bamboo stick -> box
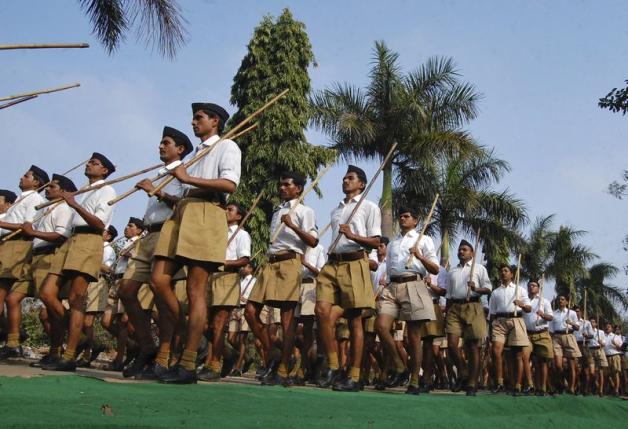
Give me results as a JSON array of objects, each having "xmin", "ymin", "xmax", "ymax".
[
  {"xmin": 465, "ymin": 228, "xmax": 481, "ymax": 302},
  {"xmin": 583, "ymin": 288, "xmax": 588, "ymax": 321},
  {"xmin": 0, "ymin": 43, "xmax": 89, "ymax": 50},
  {"xmin": 269, "ymin": 163, "xmax": 333, "ymax": 244},
  {"xmin": 405, "ymin": 193, "xmax": 440, "ymax": 269},
  {"xmin": 328, "ymin": 143, "xmax": 398, "ymax": 255},
  {"xmin": 0, "ymin": 95, "xmax": 37, "ymax": 110},
  {"xmin": 227, "ymin": 191, "xmax": 264, "ymax": 246},
  {"xmin": 36, "ymin": 163, "xmax": 163, "ymax": 210},
  {"xmin": 149, "ymin": 89, "xmax": 289, "ymax": 197},
  {"xmin": 0, "ymin": 83, "xmax": 80, "ymax": 102},
  {"xmin": 514, "ymin": 253, "xmax": 522, "ymax": 310}
]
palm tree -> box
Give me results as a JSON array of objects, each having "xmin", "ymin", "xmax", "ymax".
[
  {"xmin": 577, "ymin": 263, "xmax": 627, "ymax": 324},
  {"xmin": 310, "ymin": 41, "xmax": 481, "ymax": 237},
  {"xmin": 520, "ymin": 215, "xmax": 556, "ymax": 280},
  {"xmin": 79, "ymin": 0, "xmax": 186, "ymax": 58},
  {"xmin": 394, "ymin": 147, "xmax": 527, "ymax": 267}
]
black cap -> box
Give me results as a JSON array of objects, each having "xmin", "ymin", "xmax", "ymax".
[
  {"xmin": 191, "ymin": 102, "xmax": 230, "ymax": 124},
  {"xmin": 106, "ymin": 225, "xmax": 118, "ymax": 240},
  {"xmin": 29, "ymin": 165, "xmax": 49, "ymax": 185},
  {"xmin": 91, "ymin": 152, "xmax": 116, "ymax": 175},
  {"xmin": 281, "ymin": 171, "xmax": 306, "ymax": 188},
  {"xmin": 52, "ymin": 174, "xmax": 78, "ymax": 193},
  {"xmin": 347, "ymin": 165, "xmax": 367, "ymax": 184},
  {"xmin": 163, "ymin": 126, "xmax": 193, "ymax": 157},
  {"xmin": 128, "ymin": 217, "xmax": 145, "ymax": 230},
  {"xmin": 0, "ymin": 189, "xmax": 17, "ymax": 203},
  {"xmin": 459, "ymin": 239, "xmax": 474, "ymax": 251}
]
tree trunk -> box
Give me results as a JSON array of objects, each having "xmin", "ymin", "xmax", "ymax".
[
  {"xmin": 380, "ymin": 160, "xmax": 394, "ymax": 239},
  {"xmin": 440, "ymin": 228, "xmax": 450, "ymax": 268}
]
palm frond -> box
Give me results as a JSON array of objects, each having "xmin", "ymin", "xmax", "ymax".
[
  {"xmin": 128, "ymin": 0, "xmax": 187, "ymax": 60},
  {"xmin": 79, "ymin": 0, "xmax": 127, "ymax": 54}
]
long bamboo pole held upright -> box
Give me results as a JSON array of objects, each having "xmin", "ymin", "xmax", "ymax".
[
  {"xmin": 405, "ymin": 193, "xmax": 439, "ymax": 268},
  {"xmin": 465, "ymin": 228, "xmax": 481, "ymax": 302}
]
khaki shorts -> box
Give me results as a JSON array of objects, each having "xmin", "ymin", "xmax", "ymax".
[
  {"xmin": 419, "ymin": 303, "xmax": 446, "ymax": 338},
  {"xmin": 260, "ymin": 305, "xmax": 281, "ymax": 325},
  {"xmin": 248, "ymin": 257, "xmax": 302, "ymax": 305},
  {"xmin": 296, "ymin": 278, "xmax": 316, "ymax": 318},
  {"xmin": 30, "ymin": 252, "xmax": 54, "ymax": 296},
  {"xmin": 552, "ymin": 333, "xmax": 582, "ymax": 358},
  {"xmin": 433, "ymin": 336, "xmax": 447, "ymax": 348},
  {"xmin": 154, "ymin": 198, "xmax": 226, "ymax": 265},
  {"xmin": 607, "ymin": 354, "xmax": 622, "ymax": 373},
  {"xmin": 378, "ymin": 279, "xmax": 435, "ymax": 322},
  {"xmin": 316, "ymin": 256, "xmax": 375, "ymax": 310},
  {"xmin": 63, "ymin": 232, "xmax": 104, "ymax": 282},
  {"xmin": 48, "ymin": 240, "xmax": 70, "ymax": 276},
  {"xmin": 623, "ymin": 355, "xmax": 628, "ymax": 371},
  {"xmin": 577, "ymin": 342, "xmax": 591, "ymax": 360},
  {"xmin": 446, "ymin": 302, "xmax": 487, "ymax": 340},
  {"xmin": 587, "ymin": 348, "xmax": 608, "ymax": 369},
  {"xmin": 228, "ymin": 307, "xmax": 250, "ymax": 332},
  {"xmin": 336, "ymin": 317, "xmax": 350, "ymax": 340},
  {"xmin": 363, "ymin": 315, "xmax": 376, "ymax": 334},
  {"xmin": 207, "ymin": 271, "xmax": 240, "ymax": 307},
  {"xmin": 526, "ymin": 330, "xmax": 554, "ymax": 359},
  {"xmin": 492, "ymin": 317, "xmax": 529, "ymax": 347},
  {"xmin": 123, "ymin": 231, "xmax": 158, "ymax": 284},
  {"xmin": 0, "ymin": 239, "xmax": 32, "ymax": 281},
  {"xmin": 393, "ymin": 321, "xmax": 406, "ymax": 342},
  {"xmin": 138, "ymin": 283, "xmax": 155, "ymax": 310},
  {"xmin": 86, "ymin": 277, "xmax": 110, "ymax": 313}
]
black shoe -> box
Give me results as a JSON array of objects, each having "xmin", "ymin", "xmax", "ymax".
[
  {"xmin": 491, "ymin": 384, "xmax": 505, "ymax": 394},
  {"xmin": 122, "ymin": 350, "xmax": 157, "ymax": 378},
  {"xmin": 386, "ymin": 371, "xmax": 408, "ymax": 388},
  {"xmin": 466, "ymin": 386, "xmax": 477, "ymax": 396},
  {"xmin": 405, "ymin": 384, "xmax": 420, "ymax": 395},
  {"xmin": 332, "ymin": 378, "xmax": 361, "ymax": 392},
  {"xmin": 75, "ymin": 358, "xmax": 91, "ymax": 368},
  {"xmin": 103, "ymin": 361, "xmax": 124, "ymax": 372},
  {"xmin": 42, "ymin": 357, "xmax": 76, "ymax": 372},
  {"xmin": 30, "ymin": 354, "xmax": 57, "ymax": 368},
  {"xmin": 317, "ymin": 368, "xmax": 343, "ymax": 389},
  {"xmin": 136, "ymin": 362, "xmax": 170, "ymax": 380},
  {"xmin": 418, "ymin": 383, "xmax": 432, "ymax": 394},
  {"xmin": 374, "ymin": 379, "xmax": 387, "ymax": 391},
  {"xmin": 535, "ymin": 390, "xmax": 548, "ymax": 397},
  {"xmin": 451, "ymin": 377, "xmax": 468, "ymax": 393},
  {"xmin": 158, "ymin": 364, "xmax": 197, "ymax": 384},
  {"xmin": 261, "ymin": 371, "xmax": 289, "ymax": 386},
  {"xmin": 290, "ymin": 376, "xmax": 306, "ymax": 386},
  {"xmin": 513, "ymin": 388, "xmax": 521, "ymax": 397},
  {"xmin": 88, "ymin": 345, "xmax": 107, "ymax": 364},
  {"xmin": 0, "ymin": 345, "xmax": 23, "ymax": 360},
  {"xmin": 229, "ymin": 368, "xmax": 243, "ymax": 377},
  {"xmin": 521, "ymin": 386, "xmax": 534, "ymax": 396},
  {"xmin": 198, "ymin": 367, "xmax": 221, "ymax": 382},
  {"xmin": 255, "ymin": 359, "xmax": 278, "ymax": 381}
]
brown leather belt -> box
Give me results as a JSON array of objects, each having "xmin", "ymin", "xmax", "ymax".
[
  {"xmin": 32, "ymin": 244, "xmax": 61, "ymax": 256},
  {"xmin": 223, "ymin": 266, "xmax": 240, "ymax": 273},
  {"xmin": 528, "ymin": 328, "xmax": 548, "ymax": 335},
  {"xmin": 589, "ymin": 346, "xmax": 601, "ymax": 350},
  {"xmin": 390, "ymin": 274, "xmax": 418, "ymax": 284},
  {"xmin": 268, "ymin": 251, "xmax": 297, "ymax": 263},
  {"xmin": 302, "ymin": 278, "xmax": 315, "ymax": 284},
  {"xmin": 449, "ymin": 297, "xmax": 480, "ymax": 304},
  {"xmin": 145, "ymin": 222, "xmax": 164, "ymax": 233},
  {"xmin": 553, "ymin": 330, "xmax": 569, "ymax": 335},
  {"xmin": 184, "ymin": 190, "xmax": 224, "ymax": 205},
  {"xmin": 73, "ymin": 225, "xmax": 102, "ymax": 235},
  {"xmin": 328, "ymin": 250, "xmax": 365, "ymax": 263},
  {"xmin": 495, "ymin": 311, "xmax": 522, "ymax": 318}
]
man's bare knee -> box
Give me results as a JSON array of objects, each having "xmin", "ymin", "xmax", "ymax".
[{"xmin": 68, "ymin": 294, "xmax": 87, "ymax": 311}]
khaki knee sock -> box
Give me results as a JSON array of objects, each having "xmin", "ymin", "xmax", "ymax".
[
  {"xmin": 327, "ymin": 352, "xmax": 339, "ymax": 371},
  {"xmin": 6, "ymin": 333, "xmax": 19, "ymax": 348},
  {"xmin": 155, "ymin": 351, "xmax": 170, "ymax": 368},
  {"xmin": 180, "ymin": 350, "xmax": 197, "ymax": 371}
]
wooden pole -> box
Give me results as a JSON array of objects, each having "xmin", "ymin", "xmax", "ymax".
[
  {"xmin": 0, "ymin": 43, "xmax": 89, "ymax": 50},
  {"xmin": 328, "ymin": 143, "xmax": 398, "ymax": 255},
  {"xmin": 0, "ymin": 95, "xmax": 37, "ymax": 110},
  {"xmin": 226, "ymin": 191, "xmax": 264, "ymax": 246},
  {"xmin": 465, "ymin": 228, "xmax": 481, "ymax": 301},
  {"xmin": 149, "ymin": 89, "xmax": 289, "ymax": 197},
  {"xmin": 269, "ymin": 163, "xmax": 333, "ymax": 244},
  {"xmin": 405, "ymin": 193, "xmax": 440, "ymax": 268},
  {"xmin": 514, "ymin": 253, "xmax": 522, "ymax": 309},
  {"xmin": 36, "ymin": 163, "xmax": 163, "ymax": 210},
  {"xmin": 0, "ymin": 83, "xmax": 80, "ymax": 102},
  {"xmin": 583, "ymin": 288, "xmax": 588, "ymax": 321}
]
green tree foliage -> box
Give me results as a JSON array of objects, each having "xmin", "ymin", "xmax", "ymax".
[
  {"xmin": 599, "ymin": 80, "xmax": 628, "ymax": 115},
  {"xmin": 229, "ymin": 9, "xmax": 335, "ymax": 257},
  {"xmin": 576, "ymin": 263, "xmax": 627, "ymax": 325}
]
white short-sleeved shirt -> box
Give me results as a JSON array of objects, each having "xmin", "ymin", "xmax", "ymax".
[
  {"xmin": 588, "ymin": 328, "xmax": 606, "ymax": 348},
  {"xmin": 102, "ymin": 242, "xmax": 116, "ymax": 269},
  {"xmin": 226, "ymin": 225, "xmax": 251, "ymax": 260},
  {"xmin": 329, "ymin": 194, "xmax": 381, "ymax": 254},
  {"xmin": 184, "ymin": 135, "xmax": 241, "ymax": 201},
  {"xmin": 489, "ymin": 282, "xmax": 530, "ymax": 315},
  {"xmin": 550, "ymin": 308, "xmax": 579, "ymax": 333},
  {"xmin": 71, "ymin": 180, "xmax": 116, "ymax": 229},
  {"xmin": 268, "ymin": 199, "xmax": 317, "ymax": 255},
  {"xmin": 573, "ymin": 318, "xmax": 592, "ymax": 342},
  {"xmin": 386, "ymin": 231, "xmax": 437, "ymax": 277},
  {"xmin": 370, "ymin": 255, "xmax": 387, "ymax": 295},
  {"xmin": 446, "ymin": 260, "xmax": 493, "ymax": 300},
  {"xmin": 0, "ymin": 190, "xmax": 46, "ymax": 235},
  {"xmin": 302, "ymin": 244, "xmax": 326, "ymax": 279},
  {"xmin": 32, "ymin": 203, "xmax": 73, "ymax": 249},
  {"xmin": 240, "ymin": 274, "xmax": 256, "ymax": 305},
  {"xmin": 523, "ymin": 295, "xmax": 552, "ymax": 331},
  {"xmin": 604, "ymin": 332, "xmax": 623, "ymax": 356},
  {"xmin": 143, "ymin": 162, "xmax": 184, "ymax": 226},
  {"xmin": 114, "ymin": 235, "xmax": 140, "ymax": 275}
]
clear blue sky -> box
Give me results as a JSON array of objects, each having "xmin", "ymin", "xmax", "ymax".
[{"xmin": 2, "ymin": 1, "xmax": 627, "ymax": 296}]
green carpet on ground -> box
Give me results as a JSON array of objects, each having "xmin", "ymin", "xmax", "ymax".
[{"xmin": 0, "ymin": 375, "xmax": 626, "ymax": 428}]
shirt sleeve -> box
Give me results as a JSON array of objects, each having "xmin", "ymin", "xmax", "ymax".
[
  {"xmin": 299, "ymin": 206, "xmax": 318, "ymax": 239},
  {"xmin": 437, "ymin": 267, "xmax": 448, "ymax": 290},
  {"xmin": 51, "ymin": 206, "xmax": 72, "ymax": 237},
  {"xmin": 236, "ymin": 231, "xmax": 252, "ymax": 258},
  {"xmin": 477, "ymin": 265, "xmax": 493, "ymax": 292},
  {"xmin": 519, "ymin": 286, "xmax": 531, "ymax": 306},
  {"xmin": 102, "ymin": 246, "xmax": 116, "ymax": 268},
  {"xmin": 218, "ymin": 141, "xmax": 241, "ymax": 186},
  {"xmin": 316, "ymin": 248, "xmax": 327, "ymax": 269},
  {"xmin": 365, "ymin": 202, "xmax": 382, "ymax": 238},
  {"xmin": 410, "ymin": 235, "xmax": 437, "ymax": 274},
  {"xmin": 92, "ymin": 187, "xmax": 116, "ymax": 224}
]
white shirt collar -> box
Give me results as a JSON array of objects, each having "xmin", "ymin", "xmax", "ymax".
[
  {"xmin": 19, "ymin": 190, "xmax": 36, "ymax": 197},
  {"xmin": 198, "ymin": 134, "xmax": 221, "ymax": 149},
  {"xmin": 339, "ymin": 193, "xmax": 364, "ymax": 207},
  {"xmin": 499, "ymin": 281, "xmax": 516, "ymax": 289},
  {"xmin": 91, "ymin": 179, "xmax": 105, "ymax": 187},
  {"xmin": 228, "ymin": 224, "xmax": 238, "ymax": 233}
]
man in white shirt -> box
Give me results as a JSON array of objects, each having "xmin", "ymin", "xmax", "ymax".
[
  {"xmin": 375, "ymin": 208, "xmax": 439, "ymax": 394},
  {"xmin": 0, "ymin": 165, "xmax": 48, "ymax": 355},
  {"xmin": 488, "ymin": 264, "xmax": 531, "ymax": 395},
  {"xmin": 39, "ymin": 152, "xmax": 116, "ymax": 371},
  {"xmin": 445, "ymin": 239, "xmax": 492, "ymax": 395},
  {"xmin": 549, "ymin": 295, "xmax": 581, "ymax": 394},
  {"xmin": 604, "ymin": 323, "xmax": 623, "ymax": 396},
  {"xmin": 153, "ymin": 102, "xmax": 241, "ymax": 384},
  {"xmin": 246, "ymin": 172, "xmax": 318, "ymax": 386},
  {"xmin": 118, "ymin": 126, "xmax": 191, "ymax": 379},
  {"xmin": 199, "ymin": 202, "xmax": 251, "ymax": 381},
  {"xmin": 521, "ymin": 279, "xmax": 554, "ymax": 396},
  {"xmin": 316, "ymin": 165, "xmax": 381, "ymax": 392},
  {"xmin": 586, "ymin": 317, "xmax": 607, "ymax": 396}
]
